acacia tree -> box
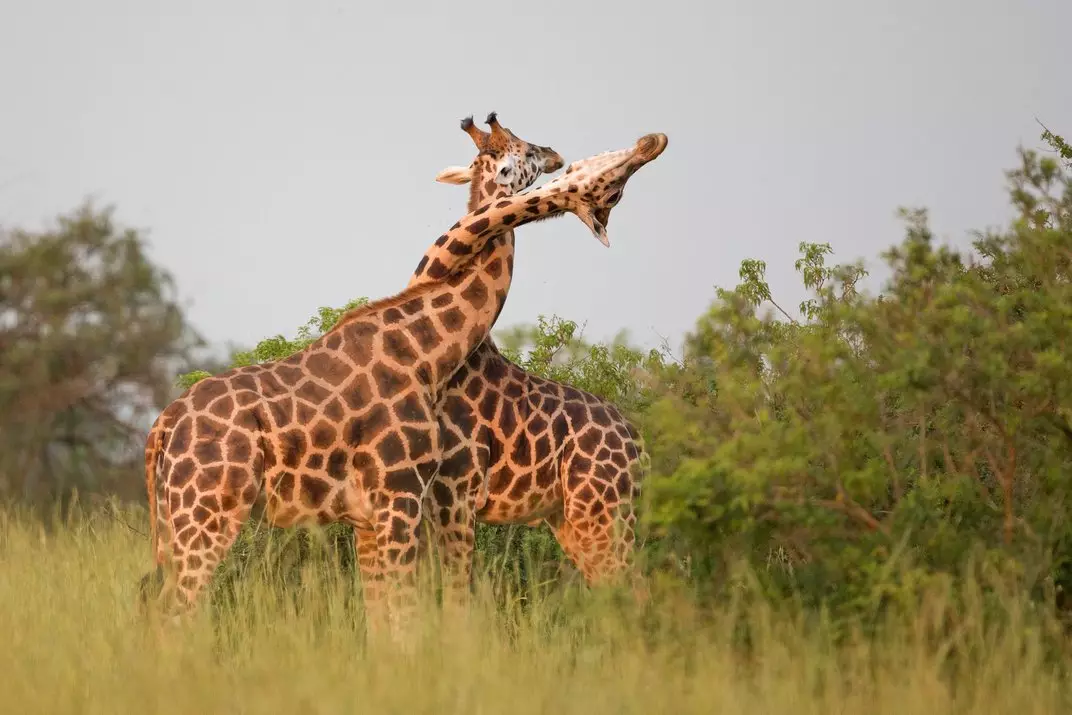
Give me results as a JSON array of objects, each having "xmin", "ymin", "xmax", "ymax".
[{"xmin": 0, "ymin": 203, "xmax": 201, "ymax": 505}]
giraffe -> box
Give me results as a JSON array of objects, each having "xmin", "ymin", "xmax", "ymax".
[
  {"xmin": 140, "ymin": 130, "xmax": 668, "ymax": 640},
  {"xmin": 403, "ymin": 114, "xmax": 656, "ymax": 601}
]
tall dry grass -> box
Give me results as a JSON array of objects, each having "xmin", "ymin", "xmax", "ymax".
[{"xmin": 0, "ymin": 503, "xmax": 1068, "ymax": 714}]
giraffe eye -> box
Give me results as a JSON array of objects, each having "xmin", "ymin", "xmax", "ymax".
[{"xmin": 606, "ymin": 190, "xmax": 621, "ymax": 205}]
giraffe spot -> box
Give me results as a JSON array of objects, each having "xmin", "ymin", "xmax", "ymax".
[
  {"xmin": 443, "ymin": 395, "xmax": 476, "ymax": 435},
  {"xmin": 306, "ymin": 453, "xmax": 324, "ymax": 470},
  {"xmin": 414, "ymin": 255, "xmax": 430, "ymax": 276},
  {"xmin": 393, "ymin": 392, "xmax": 426, "ymax": 423},
  {"xmin": 434, "ymin": 234, "xmax": 448, "ymax": 246},
  {"xmin": 431, "ymin": 480, "xmax": 454, "ymax": 507},
  {"xmin": 460, "ymin": 276, "xmax": 489, "ymax": 309},
  {"xmin": 564, "ymin": 401, "xmax": 589, "ymax": 430},
  {"xmin": 235, "ymin": 390, "xmax": 259, "ymax": 407},
  {"xmin": 280, "ymin": 430, "xmax": 308, "ymax": 469},
  {"xmin": 605, "ymin": 432, "xmax": 623, "ymax": 450},
  {"xmin": 484, "ymin": 357, "xmax": 506, "ymax": 385},
  {"xmin": 525, "ymin": 204, "xmax": 541, "ymax": 215},
  {"xmin": 320, "ymin": 398, "xmax": 342, "ymax": 422},
  {"xmin": 392, "ymin": 496, "xmax": 420, "ymax": 520},
  {"xmin": 187, "ymin": 554, "xmax": 203, "ymax": 570},
  {"xmin": 569, "ymin": 459, "xmax": 592, "ymax": 486},
  {"xmin": 383, "ymin": 307, "xmax": 405, "ymax": 324},
  {"xmin": 384, "ymin": 467, "xmax": 422, "ymax": 495},
  {"xmin": 300, "ymin": 476, "xmax": 332, "ymax": 509},
  {"xmin": 341, "ymin": 374, "xmax": 374, "ymax": 411},
  {"xmin": 503, "ymin": 382, "xmax": 523, "ymax": 400},
  {"xmin": 508, "ymin": 472, "xmax": 533, "ymax": 501},
  {"xmin": 276, "ymin": 364, "xmax": 305, "ymax": 387},
  {"xmin": 439, "ymin": 307, "xmax": 466, "ymax": 333},
  {"xmin": 478, "ymin": 391, "xmax": 499, "ymax": 421},
  {"xmin": 257, "ymin": 372, "xmax": 285, "ymax": 396},
  {"xmin": 431, "ymin": 293, "xmax": 453, "ymax": 308},
  {"xmin": 310, "ymin": 421, "xmax": 337, "ymax": 449},
  {"xmin": 446, "ymin": 239, "xmax": 472, "ymax": 256},
  {"xmin": 194, "ymin": 439, "xmax": 223, "ymax": 465},
  {"xmin": 168, "ymin": 491, "xmax": 181, "ymax": 511},
  {"xmin": 596, "ymin": 447, "xmax": 612, "ymax": 462},
  {"xmin": 225, "ymin": 431, "xmax": 252, "ymax": 463},
  {"xmin": 502, "ymin": 214, "xmax": 516, "ymax": 226},
  {"xmin": 389, "ymin": 517, "xmax": 410, "ymax": 544},
  {"xmin": 483, "ymin": 180, "xmax": 497, "ymax": 196},
  {"xmin": 382, "ymin": 329, "xmax": 418, "ymax": 366},
  {"xmin": 198, "ymin": 492, "xmax": 221, "ymax": 512},
  {"xmin": 535, "ymin": 435, "xmax": 552, "ymax": 462},
  {"xmin": 345, "ymin": 403, "xmax": 391, "ymax": 446},
  {"xmin": 173, "ymin": 511, "xmax": 192, "ymax": 531},
  {"xmin": 195, "ymin": 415, "xmax": 229, "ymax": 441},
  {"xmin": 171, "ymin": 458, "xmax": 196, "ymax": 488},
  {"xmin": 473, "ymin": 204, "xmax": 490, "ymax": 216},
  {"xmin": 209, "ymin": 395, "xmax": 235, "ymax": 419},
  {"xmin": 220, "ymin": 492, "xmax": 238, "ymax": 512},
  {"xmin": 170, "ymin": 417, "xmax": 193, "ymax": 454},
  {"xmin": 342, "ymin": 321, "xmax": 378, "ymax": 362},
  {"xmin": 464, "ymin": 379, "xmax": 483, "ymax": 401},
  {"xmin": 512, "ymin": 432, "xmax": 533, "ymax": 467},
  {"xmin": 371, "ymin": 362, "xmax": 411, "ymax": 399},
  {"xmin": 438, "ymin": 508, "xmax": 451, "ymax": 527},
  {"xmin": 527, "ymin": 414, "xmax": 548, "ymax": 435},
  {"xmin": 190, "ymin": 378, "xmax": 229, "ymax": 411},
  {"xmin": 262, "ymin": 442, "xmax": 277, "ymax": 470},
  {"xmin": 577, "ymin": 427, "xmax": 601, "ymax": 455},
  {"xmin": 611, "ymin": 452, "xmax": 628, "ymax": 468},
  {"xmin": 507, "ymin": 254, "xmax": 514, "ymax": 275},
  {"xmin": 376, "ymin": 432, "xmax": 407, "ymax": 465},
  {"xmin": 397, "ymin": 296, "xmax": 424, "ymax": 315},
  {"xmin": 590, "ymin": 406, "xmax": 611, "ymax": 427},
  {"xmin": 275, "ymin": 471, "xmax": 296, "ymax": 502},
  {"xmin": 427, "ymin": 259, "xmax": 449, "ymax": 280},
  {"xmin": 232, "ymin": 374, "xmax": 257, "ymax": 392},
  {"xmin": 296, "ymin": 401, "xmax": 318, "ymax": 425},
  {"xmin": 577, "ymin": 484, "xmax": 596, "ymax": 503},
  {"xmin": 234, "ymin": 407, "xmax": 261, "ymax": 431},
  {"xmin": 296, "ymin": 380, "xmax": 332, "ymax": 406},
  {"xmin": 191, "ymin": 505, "xmax": 212, "ymax": 524},
  {"xmin": 434, "ymin": 344, "xmax": 464, "ymax": 383},
  {"xmin": 306, "ymin": 352, "xmax": 353, "ymax": 387},
  {"xmin": 406, "ymin": 315, "xmax": 441, "ymax": 352},
  {"xmin": 402, "ymin": 426, "xmax": 433, "ymax": 461},
  {"xmin": 352, "ymin": 451, "xmax": 380, "ymax": 490},
  {"xmin": 488, "ymin": 464, "xmax": 514, "ymax": 495},
  {"xmin": 500, "ymin": 401, "xmax": 518, "ymax": 438},
  {"xmin": 325, "ymin": 333, "xmax": 342, "ymax": 350},
  {"xmin": 326, "ymin": 449, "xmax": 348, "ymax": 480},
  {"xmin": 552, "ymin": 414, "xmax": 569, "ymax": 443},
  {"xmin": 268, "ymin": 397, "xmax": 294, "ymax": 428},
  {"xmin": 439, "ymin": 448, "xmax": 473, "ymax": 479}
]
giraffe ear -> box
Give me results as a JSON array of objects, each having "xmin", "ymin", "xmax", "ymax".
[{"xmin": 435, "ymin": 165, "xmax": 473, "ymax": 185}]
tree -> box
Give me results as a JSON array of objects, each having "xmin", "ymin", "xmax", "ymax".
[
  {"xmin": 640, "ymin": 146, "xmax": 1072, "ymax": 623},
  {"xmin": 0, "ymin": 202, "xmax": 201, "ymax": 505}
]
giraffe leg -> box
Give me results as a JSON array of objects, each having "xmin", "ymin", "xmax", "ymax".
[
  {"xmin": 550, "ymin": 466, "xmax": 644, "ymax": 600},
  {"xmin": 354, "ymin": 523, "xmax": 389, "ymax": 640},
  {"xmin": 155, "ymin": 464, "xmax": 260, "ymax": 623},
  {"xmin": 423, "ymin": 479, "xmax": 478, "ymax": 610}
]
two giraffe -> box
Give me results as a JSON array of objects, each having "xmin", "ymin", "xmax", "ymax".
[
  {"xmin": 141, "ymin": 116, "xmax": 667, "ymax": 639},
  {"xmin": 402, "ymin": 115, "xmax": 652, "ymax": 601}
]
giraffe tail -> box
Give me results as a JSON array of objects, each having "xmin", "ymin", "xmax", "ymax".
[{"xmin": 143, "ymin": 417, "xmax": 165, "ymax": 565}]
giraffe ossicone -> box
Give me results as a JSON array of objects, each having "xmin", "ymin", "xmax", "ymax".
[{"xmin": 140, "ymin": 124, "xmax": 666, "ymax": 641}]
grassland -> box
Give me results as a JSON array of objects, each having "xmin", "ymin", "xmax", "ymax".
[{"xmin": 0, "ymin": 504, "xmax": 1068, "ymax": 715}]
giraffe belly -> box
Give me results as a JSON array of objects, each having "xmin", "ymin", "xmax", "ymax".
[
  {"xmin": 261, "ymin": 467, "xmax": 374, "ymax": 529},
  {"xmin": 475, "ymin": 466, "xmax": 562, "ymax": 525}
]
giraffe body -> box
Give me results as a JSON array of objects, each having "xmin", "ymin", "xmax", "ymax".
[{"xmin": 142, "ymin": 127, "xmax": 667, "ymax": 638}]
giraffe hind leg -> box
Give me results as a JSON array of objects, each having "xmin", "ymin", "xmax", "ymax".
[{"xmin": 155, "ymin": 462, "xmax": 260, "ymax": 622}]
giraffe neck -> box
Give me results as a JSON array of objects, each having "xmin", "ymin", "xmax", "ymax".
[
  {"xmin": 407, "ymin": 158, "xmax": 516, "ymax": 291},
  {"xmin": 330, "ymin": 186, "xmax": 575, "ymax": 391}
]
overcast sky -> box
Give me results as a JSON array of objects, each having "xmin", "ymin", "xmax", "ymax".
[{"xmin": 1, "ymin": 0, "xmax": 1069, "ymax": 356}]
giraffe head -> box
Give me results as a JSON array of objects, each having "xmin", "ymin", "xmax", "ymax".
[
  {"xmin": 550, "ymin": 133, "xmax": 668, "ymax": 247},
  {"xmin": 435, "ymin": 112, "xmax": 564, "ymax": 206}
]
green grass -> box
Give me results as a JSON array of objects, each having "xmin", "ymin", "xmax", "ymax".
[{"xmin": 0, "ymin": 504, "xmax": 1069, "ymax": 714}]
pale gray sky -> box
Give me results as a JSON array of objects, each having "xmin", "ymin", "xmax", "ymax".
[{"xmin": 1, "ymin": 0, "xmax": 1069, "ymax": 355}]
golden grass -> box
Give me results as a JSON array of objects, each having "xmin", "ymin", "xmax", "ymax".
[{"xmin": 0, "ymin": 504, "xmax": 1068, "ymax": 715}]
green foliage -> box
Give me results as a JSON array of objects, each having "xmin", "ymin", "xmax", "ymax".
[
  {"xmin": 0, "ymin": 202, "xmax": 200, "ymax": 504},
  {"xmin": 641, "ymin": 146, "xmax": 1072, "ymax": 629}
]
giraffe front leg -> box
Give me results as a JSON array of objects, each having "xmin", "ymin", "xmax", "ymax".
[
  {"xmin": 354, "ymin": 523, "xmax": 390, "ymax": 640},
  {"xmin": 423, "ymin": 477, "xmax": 478, "ymax": 611},
  {"xmin": 368, "ymin": 470, "xmax": 431, "ymax": 649}
]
